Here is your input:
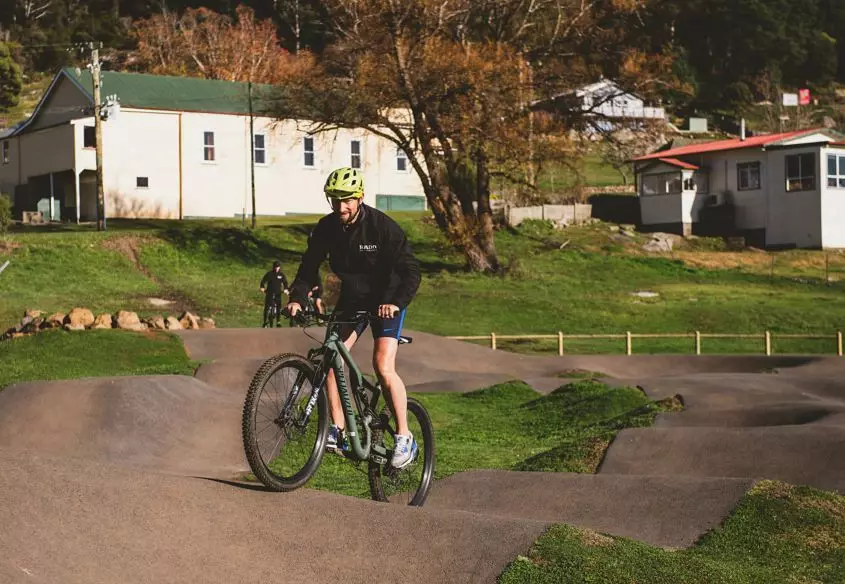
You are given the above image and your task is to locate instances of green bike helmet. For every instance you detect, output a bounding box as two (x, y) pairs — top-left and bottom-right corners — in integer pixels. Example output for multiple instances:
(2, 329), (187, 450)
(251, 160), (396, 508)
(324, 167), (364, 199)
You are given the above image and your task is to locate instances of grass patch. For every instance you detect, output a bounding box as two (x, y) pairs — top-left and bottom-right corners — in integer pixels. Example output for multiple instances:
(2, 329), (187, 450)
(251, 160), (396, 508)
(0, 329), (198, 390)
(4, 214), (845, 354)
(303, 379), (674, 497)
(500, 480), (845, 584)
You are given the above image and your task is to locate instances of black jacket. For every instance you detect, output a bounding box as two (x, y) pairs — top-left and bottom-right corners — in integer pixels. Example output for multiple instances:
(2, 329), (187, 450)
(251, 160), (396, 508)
(260, 269), (289, 297)
(290, 204), (421, 310)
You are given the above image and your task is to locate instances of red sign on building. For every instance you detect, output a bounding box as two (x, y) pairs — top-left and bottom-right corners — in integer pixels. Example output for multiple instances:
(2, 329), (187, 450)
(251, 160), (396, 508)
(799, 88), (811, 106)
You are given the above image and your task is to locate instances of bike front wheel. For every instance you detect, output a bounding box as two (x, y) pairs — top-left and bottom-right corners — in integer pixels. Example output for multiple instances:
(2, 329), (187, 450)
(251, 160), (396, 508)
(242, 353), (328, 491)
(368, 397), (435, 506)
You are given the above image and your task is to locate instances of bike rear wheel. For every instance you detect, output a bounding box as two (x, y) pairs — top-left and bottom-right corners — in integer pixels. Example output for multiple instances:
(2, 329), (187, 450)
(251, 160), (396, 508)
(368, 397), (435, 506)
(242, 353), (328, 491)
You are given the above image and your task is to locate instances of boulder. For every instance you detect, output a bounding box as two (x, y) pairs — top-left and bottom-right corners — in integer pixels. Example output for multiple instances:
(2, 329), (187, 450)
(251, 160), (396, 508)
(198, 317), (216, 329)
(642, 232), (678, 253)
(116, 311), (145, 331)
(64, 323), (86, 332)
(24, 309), (44, 319)
(92, 313), (114, 329)
(147, 315), (167, 330)
(22, 317), (43, 334)
(165, 316), (183, 330)
(66, 308), (95, 329)
(42, 313), (67, 329)
(179, 311), (199, 330)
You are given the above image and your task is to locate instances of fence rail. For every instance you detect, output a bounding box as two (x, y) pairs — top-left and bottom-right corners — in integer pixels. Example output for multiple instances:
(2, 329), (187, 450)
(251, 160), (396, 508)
(447, 331), (845, 356)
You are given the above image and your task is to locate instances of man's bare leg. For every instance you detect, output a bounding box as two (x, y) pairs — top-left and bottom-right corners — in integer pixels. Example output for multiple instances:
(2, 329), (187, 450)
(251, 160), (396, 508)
(326, 330), (358, 428)
(373, 337), (409, 435)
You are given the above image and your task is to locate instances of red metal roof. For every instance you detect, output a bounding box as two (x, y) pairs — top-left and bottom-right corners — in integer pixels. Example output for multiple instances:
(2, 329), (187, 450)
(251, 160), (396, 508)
(657, 157), (699, 170)
(634, 128), (825, 161)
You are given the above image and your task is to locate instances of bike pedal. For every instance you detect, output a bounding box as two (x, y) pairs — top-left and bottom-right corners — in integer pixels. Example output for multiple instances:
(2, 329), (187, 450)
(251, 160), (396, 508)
(370, 454), (388, 465)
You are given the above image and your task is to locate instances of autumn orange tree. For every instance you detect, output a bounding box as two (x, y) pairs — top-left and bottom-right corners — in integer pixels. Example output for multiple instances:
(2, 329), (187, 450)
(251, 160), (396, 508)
(132, 5), (312, 83)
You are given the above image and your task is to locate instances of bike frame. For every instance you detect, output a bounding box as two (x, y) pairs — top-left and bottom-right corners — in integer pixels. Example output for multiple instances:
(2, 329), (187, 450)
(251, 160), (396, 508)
(299, 314), (389, 462)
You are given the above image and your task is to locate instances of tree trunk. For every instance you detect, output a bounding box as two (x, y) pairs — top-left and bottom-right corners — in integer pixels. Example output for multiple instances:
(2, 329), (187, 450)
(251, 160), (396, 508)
(475, 147), (499, 269)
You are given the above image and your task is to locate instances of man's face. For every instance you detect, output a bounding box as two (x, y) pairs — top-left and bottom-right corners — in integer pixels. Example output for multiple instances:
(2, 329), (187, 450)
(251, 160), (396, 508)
(333, 197), (361, 225)
(273, 265), (280, 272)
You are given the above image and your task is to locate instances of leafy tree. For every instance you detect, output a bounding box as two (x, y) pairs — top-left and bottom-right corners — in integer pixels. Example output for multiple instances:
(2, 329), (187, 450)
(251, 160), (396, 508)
(271, 0), (675, 272)
(0, 42), (22, 111)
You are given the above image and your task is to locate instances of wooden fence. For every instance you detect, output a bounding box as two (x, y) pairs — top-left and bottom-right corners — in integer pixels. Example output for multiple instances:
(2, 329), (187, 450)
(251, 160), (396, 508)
(447, 331), (845, 356)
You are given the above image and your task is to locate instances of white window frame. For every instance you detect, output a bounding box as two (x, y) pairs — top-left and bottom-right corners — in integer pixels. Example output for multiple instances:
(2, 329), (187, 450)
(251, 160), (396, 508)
(640, 171), (682, 196)
(303, 135), (315, 168)
(203, 131), (215, 162)
(785, 152), (815, 192)
(396, 147), (408, 172)
(350, 139), (361, 169)
(136, 176), (149, 189)
(1, 140), (8, 164)
(253, 134), (267, 165)
(737, 162), (761, 191)
(827, 153), (845, 189)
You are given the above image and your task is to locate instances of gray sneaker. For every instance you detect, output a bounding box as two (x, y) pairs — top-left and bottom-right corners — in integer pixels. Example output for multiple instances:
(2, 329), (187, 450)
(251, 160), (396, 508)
(391, 433), (418, 469)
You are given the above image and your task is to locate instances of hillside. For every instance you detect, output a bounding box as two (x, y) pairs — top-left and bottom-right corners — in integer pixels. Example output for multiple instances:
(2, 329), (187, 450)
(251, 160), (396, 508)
(3, 212), (845, 355)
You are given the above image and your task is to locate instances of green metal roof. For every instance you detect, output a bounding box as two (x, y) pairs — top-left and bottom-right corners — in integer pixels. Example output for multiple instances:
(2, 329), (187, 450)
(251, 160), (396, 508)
(63, 67), (279, 115)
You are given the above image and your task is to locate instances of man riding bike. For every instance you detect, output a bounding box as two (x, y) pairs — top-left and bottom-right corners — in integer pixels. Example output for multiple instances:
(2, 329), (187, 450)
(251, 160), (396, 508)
(287, 167), (422, 469)
(260, 260), (290, 328)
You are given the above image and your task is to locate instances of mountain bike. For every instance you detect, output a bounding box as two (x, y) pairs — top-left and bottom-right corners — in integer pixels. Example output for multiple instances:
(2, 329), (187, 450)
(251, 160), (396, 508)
(242, 309), (435, 506)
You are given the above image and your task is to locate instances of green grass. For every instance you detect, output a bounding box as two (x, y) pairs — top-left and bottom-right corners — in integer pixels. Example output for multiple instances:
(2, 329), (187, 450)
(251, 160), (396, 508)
(0, 329), (198, 390)
(4, 213), (845, 354)
(535, 153), (630, 193)
(500, 480), (845, 584)
(0, 75), (52, 128)
(302, 380), (671, 498)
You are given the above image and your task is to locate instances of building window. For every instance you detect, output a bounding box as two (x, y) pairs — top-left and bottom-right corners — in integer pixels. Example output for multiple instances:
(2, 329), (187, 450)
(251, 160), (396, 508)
(737, 162), (761, 191)
(350, 140), (361, 169)
(304, 136), (315, 167)
(396, 147), (408, 171)
(1, 140), (8, 164)
(83, 126), (96, 148)
(827, 153), (845, 188)
(203, 131), (215, 162)
(136, 177), (149, 188)
(640, 172), (682, 196)
(254, 134), (266, 165)
(785, 153), (815, 192)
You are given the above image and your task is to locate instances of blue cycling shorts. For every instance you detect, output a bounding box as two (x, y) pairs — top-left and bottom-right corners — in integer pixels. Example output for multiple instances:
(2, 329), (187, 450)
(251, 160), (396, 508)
(341, 309), (407, 341)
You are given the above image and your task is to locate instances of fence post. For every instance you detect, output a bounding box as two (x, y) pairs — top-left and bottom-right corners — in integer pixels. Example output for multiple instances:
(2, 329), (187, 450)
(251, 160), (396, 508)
(491, 332), (497, 351)
(626, 331), (632, 356)
(765, 331), (772, 356)
(558, 331), (564, 356)
(695, 331), (701, 355)
(838, 331), (843, 357)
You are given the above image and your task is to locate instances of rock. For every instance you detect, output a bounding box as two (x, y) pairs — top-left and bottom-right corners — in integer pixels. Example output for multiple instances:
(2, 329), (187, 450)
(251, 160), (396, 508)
(823, 115), (837, 129)
(642, 232), (678, 253)
(609, 225), (620, 232)
(179, 311), (199, 330)
(64, 323), (86, 332)
(621, 230), (637, 238)
(147, 315), (167, 330)
(16, 315), (33, 332)
(198, 317), (216, 329)
(116, 310), (144, 331)
(631, 291), (660, 299)
(24, 309), (44, 319)
(22, 317), (43, 334)
(67, 308), (95, 329)
(165, 316), (183, 330)
(147, 297), (174, 307)
(42, 313), (66, 329)
(92, 313), (114, 329)
(621, 224), (636, 231)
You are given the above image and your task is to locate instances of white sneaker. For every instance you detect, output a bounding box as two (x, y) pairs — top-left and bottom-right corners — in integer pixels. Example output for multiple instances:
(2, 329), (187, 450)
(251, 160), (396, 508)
(391, 433), (418, 469)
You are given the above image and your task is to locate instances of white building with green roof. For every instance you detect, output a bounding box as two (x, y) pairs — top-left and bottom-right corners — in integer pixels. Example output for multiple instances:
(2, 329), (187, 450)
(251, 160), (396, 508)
(0, 68), (426, 222)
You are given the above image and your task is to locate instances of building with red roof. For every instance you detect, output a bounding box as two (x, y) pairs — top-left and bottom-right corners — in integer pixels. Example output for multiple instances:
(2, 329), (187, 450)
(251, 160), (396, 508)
(632, 128), (845, 248)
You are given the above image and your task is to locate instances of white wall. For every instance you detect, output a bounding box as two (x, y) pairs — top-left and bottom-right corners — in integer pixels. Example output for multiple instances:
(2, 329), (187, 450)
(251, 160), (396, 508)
(765, 146), (822, 248)
(706, 151), (768, 229)
(640, 194), (684, 225)
(820, 146), (845, 248)
(100, 111), (182, 219)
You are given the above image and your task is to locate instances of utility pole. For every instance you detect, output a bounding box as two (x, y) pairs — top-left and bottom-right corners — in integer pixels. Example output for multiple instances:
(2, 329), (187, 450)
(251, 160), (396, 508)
(90, 42), (106, 231)
(248, 79), (256, 229)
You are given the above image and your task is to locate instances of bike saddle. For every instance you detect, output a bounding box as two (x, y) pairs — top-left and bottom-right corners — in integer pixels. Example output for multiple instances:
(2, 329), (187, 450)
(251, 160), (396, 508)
(398, 336), (413, 345)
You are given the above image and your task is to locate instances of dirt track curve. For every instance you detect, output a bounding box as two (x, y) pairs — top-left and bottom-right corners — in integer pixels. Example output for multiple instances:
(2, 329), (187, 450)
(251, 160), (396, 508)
(1, 327), (844, 583)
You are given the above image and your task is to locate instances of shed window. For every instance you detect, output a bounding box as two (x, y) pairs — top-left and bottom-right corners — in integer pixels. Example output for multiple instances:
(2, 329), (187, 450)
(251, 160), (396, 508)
(350, 140), (361, 169)
(254, 134), (266, 165)
(785, 153), (815, 192)
(83, 126), (96, 148)
(396, 147), (408, 171)
(304, 136), (315, 167)
(737, 162), (761, 191)
(827, 153), (845, 188)
(203, 131), (215, 162)
(136, 177), (149, 188)
(640, 172), (682, 196)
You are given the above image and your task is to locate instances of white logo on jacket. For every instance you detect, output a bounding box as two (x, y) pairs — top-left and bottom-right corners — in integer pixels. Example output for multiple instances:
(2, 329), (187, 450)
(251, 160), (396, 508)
(359, 244), (378, 252)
